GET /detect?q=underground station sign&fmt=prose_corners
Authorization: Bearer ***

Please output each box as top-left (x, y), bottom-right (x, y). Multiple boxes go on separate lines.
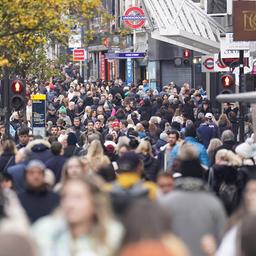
top-left (122, 7), bottom-right (146, 29)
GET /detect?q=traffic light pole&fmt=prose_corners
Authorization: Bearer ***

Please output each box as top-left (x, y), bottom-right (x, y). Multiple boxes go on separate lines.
top-left (239, 50), bottom-right (245, 142)
top-left (3, 67), bottom-right (10, 136)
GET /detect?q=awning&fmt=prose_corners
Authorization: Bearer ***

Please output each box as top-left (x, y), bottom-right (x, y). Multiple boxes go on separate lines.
top-left (141, 0), bottom-right (225, 54)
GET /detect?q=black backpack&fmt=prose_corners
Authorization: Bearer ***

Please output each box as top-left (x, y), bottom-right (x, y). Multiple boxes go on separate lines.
top-left (218, 181), bottom-right (239, 215)
top-left (110, 181), bottom-right (149, 217)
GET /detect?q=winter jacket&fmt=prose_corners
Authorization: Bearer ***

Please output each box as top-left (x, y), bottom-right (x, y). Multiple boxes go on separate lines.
top-left (0, 152), bottom-right (16, 173)
top-left (27, 139), bottom-right (53, 162)
top-left (138, 153), bottom-right (159, 182)
top-left (45, 156), bottom-right (67, 184)
top-left (18, 188), bottom-right (59, 223)
top-left (169, 136), bottom-right (209, 167)
top-left (197, 123), bottom-right (218, 148)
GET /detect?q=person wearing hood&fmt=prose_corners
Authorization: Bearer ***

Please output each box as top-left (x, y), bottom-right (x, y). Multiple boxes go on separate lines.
top-left (27, 139), bottom-right (53, 162)
top-left (18, 160), bottom-right (60, 223)
top-left (159, 144), bottom-right (226, 256)
top-left (136, 140), bottom-right (159, 182)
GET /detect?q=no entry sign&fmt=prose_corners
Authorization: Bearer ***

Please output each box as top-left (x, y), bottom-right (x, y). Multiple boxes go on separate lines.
top-left (73, 49), bottom-right (86, 61)
top-left (122, 7), bottom-right (146, 29)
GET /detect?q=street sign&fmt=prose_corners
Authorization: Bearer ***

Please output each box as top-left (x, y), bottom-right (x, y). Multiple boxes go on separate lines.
top-left (122, 7), bottom-right (146, 29)
top-left (126, 58), bottom-right (133, 85)
top-left (201, 56), bottom-right (214, 72)
top-left (31, 94), bottom-right (46, 138)
top-left (220, 33), bottom-right (250, 58)
top-left (99, 52), bottom-right (105, 81)
top-left (68, 34), bottom-right (82, 48)
top-left (73, 49), bottom-right (86, 61)
top-left (105, 52), bottom-right (145, 59)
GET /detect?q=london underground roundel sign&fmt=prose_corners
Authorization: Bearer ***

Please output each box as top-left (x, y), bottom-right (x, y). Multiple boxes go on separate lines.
top-left (122, 7), bottom-right (146, 29)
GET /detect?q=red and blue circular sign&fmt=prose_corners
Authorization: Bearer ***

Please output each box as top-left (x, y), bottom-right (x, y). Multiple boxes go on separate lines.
top-left (203, 57), bottom-right (214, 70)
top-left (122, 7), bottom-right (146, 29)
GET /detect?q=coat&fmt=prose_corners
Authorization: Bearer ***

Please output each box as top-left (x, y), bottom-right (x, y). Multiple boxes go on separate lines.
top-left (27, 139), bottom-right (53, 162)
top-left (18, 188), bottom-right (59, 223)
top-left (0, 152), bottom-right (16, 173)
top-left (139, 154), bottom-right (160, 182)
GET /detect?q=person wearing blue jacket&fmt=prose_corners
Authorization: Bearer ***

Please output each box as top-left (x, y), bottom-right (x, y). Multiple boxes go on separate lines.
top-left (168, 124), bottom-right (209, 168)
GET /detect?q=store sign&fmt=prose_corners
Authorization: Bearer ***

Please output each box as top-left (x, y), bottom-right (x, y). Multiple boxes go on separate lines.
top-left (233, 1), bottom-right (256, 41)
top-left (106, 52), bottom-right (145, 59)
top-left (100, 52), bottom-right (106, 81)
top-left (73, 49), bottom-right (86, 61)
top-left (126, 58), bottom-right (133, 85)
top-left (31, 94), bottom-right (46, 137)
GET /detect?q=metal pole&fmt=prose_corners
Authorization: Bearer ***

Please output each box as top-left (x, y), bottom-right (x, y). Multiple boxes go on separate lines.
top-left (239, 49), bottom-right (245, 142)
top-left (3, 67), bottom-right (10, 136)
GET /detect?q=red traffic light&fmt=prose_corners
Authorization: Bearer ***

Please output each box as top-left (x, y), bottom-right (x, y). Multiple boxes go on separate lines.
top-left (183, 49), bottom-right (190, 59)
top-left (221, 75), bottom-right (235, 87)
top-left (11, 80), bottom-right (24, 94)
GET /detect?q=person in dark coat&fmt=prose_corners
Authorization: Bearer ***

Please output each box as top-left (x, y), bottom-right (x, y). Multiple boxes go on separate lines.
top-left (139, 98), bottom-right (153, 121)
top-left (182, 96), bottom-right (195, 122)
top-left (109, 83), bottom-right (124, 98)
top-left (45, 142), bottom-right (66, 184)
top-left (16, 126), bottom-right (30, 150)
top-left (27, 139), bottom-right (53, 162)
top-left (64, 132), bottom-right (81, 157)
top-left (0, 139), bottom-right (16, 173)
top-left (18, 160), bottom-right (60, 223)
top-left (136, 140), bottom-right (159, 182)
top-left (46, 105), bottom-right (58, 125)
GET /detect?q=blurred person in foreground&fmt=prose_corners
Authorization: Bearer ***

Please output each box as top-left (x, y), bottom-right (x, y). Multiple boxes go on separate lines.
top-left (18, 160), bottom-right (59, 223)
top-left (105, 151), bottom-right (157, 217)
top-left (159, 144), bottom-right (226, 256)
top-left (120, 199), bottom-right (189, 256)
top-left (33, 177), bottom-right (123, 256)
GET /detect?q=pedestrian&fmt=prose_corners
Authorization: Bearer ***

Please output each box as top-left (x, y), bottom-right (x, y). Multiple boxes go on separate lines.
top-left (0, 139), bottom-right (17, 173)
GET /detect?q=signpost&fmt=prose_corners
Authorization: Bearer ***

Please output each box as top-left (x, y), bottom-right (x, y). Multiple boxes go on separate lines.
top-left (122, 7), bottom-right (146, 29)
top-left (31, 94), bottom-right (46, 138)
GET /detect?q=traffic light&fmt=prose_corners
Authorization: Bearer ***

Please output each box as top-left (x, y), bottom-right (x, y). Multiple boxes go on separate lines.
top-left (219, 73), bottom-right (235, 94)
top-left (10, 80), bottom-right (25, 111)
top-left (183, 50), bottom-right (191, 66)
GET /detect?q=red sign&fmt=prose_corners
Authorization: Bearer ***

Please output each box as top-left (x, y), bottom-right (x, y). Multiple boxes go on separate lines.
top-left (100, 52), bottom-right (105, 81)
top-left (203, 58), bottom-right (214, 70)
top-left (73, 49), bottom-right (85, 61)
top-left (122, 7), bottom-right (146, 29)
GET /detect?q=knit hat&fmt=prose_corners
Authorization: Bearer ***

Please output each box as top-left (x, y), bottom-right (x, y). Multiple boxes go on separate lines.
top-left (235, 138), bottom-right (255, 159)
top-left (59, 106), bottom-right (67, 114)
top-left (49, 83), bottom-right (55, 91)
top-left (26, 160), bottom-right (45, 171)
top-left (112, 120), bottom-right (120, 129)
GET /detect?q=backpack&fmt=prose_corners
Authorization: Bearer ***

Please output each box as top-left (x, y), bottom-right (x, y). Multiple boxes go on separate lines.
top-left (110, 181), bottom-right (149, 217)
top-left (218, 181), bottom-right (239, 215)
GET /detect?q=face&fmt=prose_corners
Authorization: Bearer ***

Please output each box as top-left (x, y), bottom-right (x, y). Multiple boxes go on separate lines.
top-left (108, 94), bottom-right (113, 101)
top-left (73, 119), bottom-right (80, 127)
top-left (87, 122), bottom-right (94, 131)
top-left (157, 176), bottom-right (174, 194)
top-left (66, 159), bottom-right (83, 178)
top-left (51, 127), bottom-right (59, 136)
top-left (62, 181), bottom-right (95, 225)
top-left (94, 121), bottom-right (101, 130)
top-left (119, 146), bottom-right (128, 156)
top-left (168, 134), bottom-right (177, 146)
top-left (19, 134), bottom-right (29, 145)
top-left (245, 181), bottom-right (256, 213)
top-left (26, 168), bottom-right (45, 189)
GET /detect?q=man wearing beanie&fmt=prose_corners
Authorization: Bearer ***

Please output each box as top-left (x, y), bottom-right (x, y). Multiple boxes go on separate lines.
top-left (58, 106), bottom-right (72, 127)
top-left (18, 160), bottom-right (59, 223)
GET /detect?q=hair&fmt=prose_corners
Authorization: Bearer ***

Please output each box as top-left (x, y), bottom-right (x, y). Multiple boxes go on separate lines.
top-left (166, 130), bottom-right (180, 140)
top-left (221, 129), bottom-right (235, 142)
top-left (18, 127), bottom-right (30, 136)
top-left (61, 177), bottom-right (114, 252)
top-left (51, 141), bottom-right (63, 155)
top-left (122, 199), bottom-right (171, 245)
top-left (215, 149), bottom-right (242, 166)
top-left (218, 113), bottom-right (232, 128)
top-left (1, 139), bottom-right (17, 155)
top-left (184, 124), bottom-right (197, 138)
top-left (60, 157), bottom-right (85, 184)
top-left (86, 140), bottom-right (110, 172)
top-left (207, 138), bottom-right (222, 155)
top-left (157, 171), bottom-right (173, 181)
top-left (136, 140), bottom-right (153, 157)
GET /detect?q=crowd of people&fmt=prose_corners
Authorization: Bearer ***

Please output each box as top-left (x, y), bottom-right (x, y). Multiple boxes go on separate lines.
top-left (0, 64), bottom-right (256, 256)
